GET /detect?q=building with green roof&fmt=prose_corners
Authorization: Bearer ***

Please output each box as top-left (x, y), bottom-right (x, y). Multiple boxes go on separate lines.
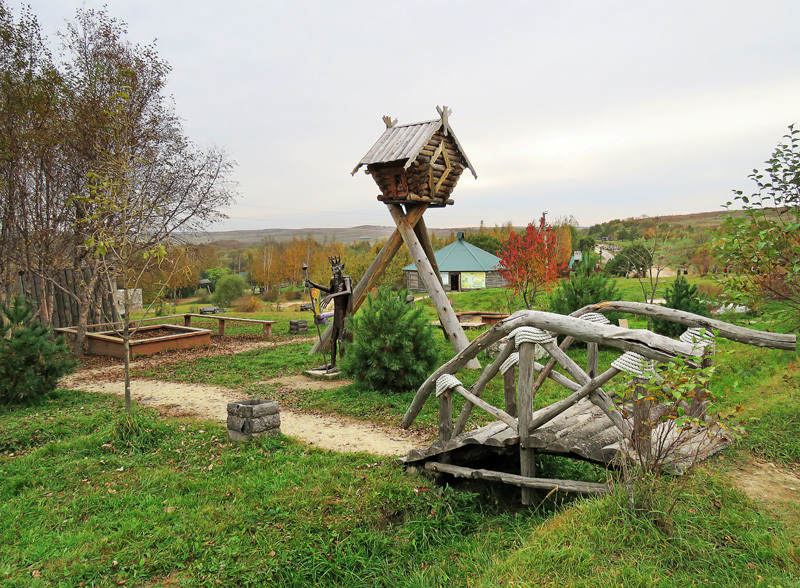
top-left (403, 232), bottom-right (506, 293)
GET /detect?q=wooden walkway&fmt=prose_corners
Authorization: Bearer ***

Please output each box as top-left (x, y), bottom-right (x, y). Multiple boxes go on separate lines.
top-left (400, 303), bottom-right (795, 502)
top-left (404, 397), bottom-right (731, 474)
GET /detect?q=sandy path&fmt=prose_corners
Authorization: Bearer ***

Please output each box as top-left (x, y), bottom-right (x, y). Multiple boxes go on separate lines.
top-left (59, 342), bottom-right (427, 457)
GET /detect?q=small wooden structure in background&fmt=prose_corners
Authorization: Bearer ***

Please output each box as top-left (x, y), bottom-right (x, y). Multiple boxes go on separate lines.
top-left (312, 107), bottom-right (481, 367)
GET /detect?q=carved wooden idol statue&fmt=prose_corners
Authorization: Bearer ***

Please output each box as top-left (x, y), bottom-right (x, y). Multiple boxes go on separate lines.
top-left (305, 256), bottom-right (352, 369)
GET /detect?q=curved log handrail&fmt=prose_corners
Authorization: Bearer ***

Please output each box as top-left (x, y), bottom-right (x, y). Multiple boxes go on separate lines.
top-left (402, 304), bottom-right (797, 429)
top-left (576, 301), bottom-right (796, 350)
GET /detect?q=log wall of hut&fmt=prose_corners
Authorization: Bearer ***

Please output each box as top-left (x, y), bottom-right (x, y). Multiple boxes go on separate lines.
top-left (16, 270), bottom-right (119, 329)
top-left (371, 131), bottom-right (466, 208)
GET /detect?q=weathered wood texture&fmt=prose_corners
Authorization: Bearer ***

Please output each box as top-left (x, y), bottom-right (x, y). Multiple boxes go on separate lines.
top-left (578, 301), bottom-right (796, 350)
top-left (424, 461), bottom-right (609, 495)
top-left (403, 309), bottom-right (705, 429)
top-left (388, 203), bottom-right (480, 369)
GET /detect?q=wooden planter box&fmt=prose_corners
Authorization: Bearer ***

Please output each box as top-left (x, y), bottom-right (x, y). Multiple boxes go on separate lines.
top-left (455, 312), bottom-right (510, 327)
top-left (86, 324), bottom-right (212, 359)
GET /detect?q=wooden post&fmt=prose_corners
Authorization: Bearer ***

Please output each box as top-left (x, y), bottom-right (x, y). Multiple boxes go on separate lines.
top-left (632, 377), bottom-right (652, 464)
top-left (504, 368), bottom-right (517, 417)
top-left (263, 323), bottom-right (272, 338)
top-left (587, 342), bottom-right (599, 379)
top-left (688, 347), bottom-right (713, 421)
top-left (310, 204), bottom-right (428, 355)
top-left (218, 318), bottom-right (226, 337)
top-left (518, 341), bottom-right (537, 505)
top-left (414, 215), bottom-right (442, 283)
top-left (439, 389), bottom-right (453, 443)
top-left (387, 203), bottom-right (480, 369)
top-left (184, 315), bottom-right (192, 327)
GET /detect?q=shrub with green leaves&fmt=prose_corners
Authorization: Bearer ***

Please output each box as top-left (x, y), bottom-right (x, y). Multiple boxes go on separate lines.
top-left (651, 274), bottom-right (709, 337)
top-left (0, 296), bottom-right (76, 404)
top-left (211, 274), bottom-right (246, 307)
top-left (340, 287), bottom-right (439, 394)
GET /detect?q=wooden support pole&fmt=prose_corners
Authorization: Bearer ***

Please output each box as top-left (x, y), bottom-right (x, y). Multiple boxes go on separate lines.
top-left (587, 342), bottom-right (599, 378)
top-left (632, 377), bottom-right (652, 463)
top-left (387, 203), bottom-right (480, 369)
top-left (184, 315), bottom-right (192, 327)
top-left (414, 215), bottom-right (442, 283)
top-left (518, 341), bottom-right (537, 505)
top-left (439, 389), bottom-right (454, 443)
top-left (218, 318), bottom-right (225, 337)
top-left (311, 204), bottom-right (428, 355)
top-left (504, 368), bottom-right (517, 418)
top-left (688, 351), bottom-right (713, 421)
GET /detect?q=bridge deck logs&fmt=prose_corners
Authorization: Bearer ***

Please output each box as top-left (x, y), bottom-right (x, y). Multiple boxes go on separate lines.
top-left (402, 398), bottom-right (732, 478)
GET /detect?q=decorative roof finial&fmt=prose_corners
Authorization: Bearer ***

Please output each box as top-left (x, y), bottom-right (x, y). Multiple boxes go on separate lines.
top-left (382, 115), bottom-right (397, 129)
top-left (436, 105), bottom-right (452, 131)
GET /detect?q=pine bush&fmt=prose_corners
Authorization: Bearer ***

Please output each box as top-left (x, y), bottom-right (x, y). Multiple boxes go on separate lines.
top-left (652, 274), bottom-right (710, 337)
top-left (340, 287), bottom-right (439, 394)
top-left (549, 254), bottom-right (622, 321)
top-left (0, 296), bottom-right (76, 405)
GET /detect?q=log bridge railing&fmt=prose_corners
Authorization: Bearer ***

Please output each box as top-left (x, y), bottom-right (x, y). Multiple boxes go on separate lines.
top-left (403, 302), bottom-right (796, 504)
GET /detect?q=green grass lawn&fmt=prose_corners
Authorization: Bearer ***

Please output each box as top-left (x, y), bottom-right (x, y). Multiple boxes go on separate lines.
top-left (1, 391), bottom-right (797, 587)
top-left (2, 283), bottom-right (799, 586)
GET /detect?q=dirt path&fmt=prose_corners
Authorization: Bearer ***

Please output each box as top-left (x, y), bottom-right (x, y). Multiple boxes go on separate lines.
top-left (60, 338), bottom-right (427, 457)
top-left (728, 458), bottom-right (800, 526)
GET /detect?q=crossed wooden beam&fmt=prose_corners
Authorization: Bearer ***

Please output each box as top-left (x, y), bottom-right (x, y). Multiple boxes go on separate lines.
top-left (312, 203), bottom-right (480, 369)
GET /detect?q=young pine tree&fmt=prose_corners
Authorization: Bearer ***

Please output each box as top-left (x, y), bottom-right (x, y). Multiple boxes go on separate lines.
top-left (340, 287), bottom-right (439, 394)
top-left (548, 253), bottom-right (622, 321)
top-left (652, 274), bottom-right (709, 337)
top-left (0, 296), bottom-right (76, 404)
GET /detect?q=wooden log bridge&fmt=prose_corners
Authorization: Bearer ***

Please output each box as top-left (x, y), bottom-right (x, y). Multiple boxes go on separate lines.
top-left (401, 304), bottom-right (796, 504)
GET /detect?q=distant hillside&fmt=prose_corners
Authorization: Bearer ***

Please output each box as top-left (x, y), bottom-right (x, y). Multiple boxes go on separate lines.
top-left (587, 210), bottom-right (730, 236)
top-left (180, 210), bottom-right (732, 247)
top-left (179, 224), bottom-right (479, 246)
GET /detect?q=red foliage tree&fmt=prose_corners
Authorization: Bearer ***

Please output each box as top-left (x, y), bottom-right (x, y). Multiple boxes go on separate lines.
top-left (498, 215), bottom-right (565, 309)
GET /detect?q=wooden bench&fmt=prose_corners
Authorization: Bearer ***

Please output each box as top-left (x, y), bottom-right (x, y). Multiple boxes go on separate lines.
top-left (184, 314), bottom-right (277, 337)
top-left (198, 306), bottom-right (226, 315)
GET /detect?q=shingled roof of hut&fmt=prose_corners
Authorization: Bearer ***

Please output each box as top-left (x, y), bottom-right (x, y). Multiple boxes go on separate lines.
top-left (351, 109), bottom-right (477, 179)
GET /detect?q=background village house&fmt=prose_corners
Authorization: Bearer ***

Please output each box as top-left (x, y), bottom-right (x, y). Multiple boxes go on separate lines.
top-left (403, 232), bottom-right (505, 293)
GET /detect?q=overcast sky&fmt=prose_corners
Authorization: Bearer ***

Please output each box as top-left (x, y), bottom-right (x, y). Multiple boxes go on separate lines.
top-left (30, 0), bottom-right (800, 231)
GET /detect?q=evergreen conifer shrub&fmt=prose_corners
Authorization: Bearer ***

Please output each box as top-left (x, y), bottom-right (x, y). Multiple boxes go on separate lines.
top-left (0, 296), bottom-right (76, 404)
top-left (652, 274), bottom-right (710, 337)
top-left (340, 287), bottom-right (439, 394)
top-left (548, 254), bottom-right (622, 322)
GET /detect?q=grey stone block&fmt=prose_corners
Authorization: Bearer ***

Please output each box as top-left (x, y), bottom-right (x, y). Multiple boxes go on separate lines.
top-left (227, 399), bottom-right (279, 418)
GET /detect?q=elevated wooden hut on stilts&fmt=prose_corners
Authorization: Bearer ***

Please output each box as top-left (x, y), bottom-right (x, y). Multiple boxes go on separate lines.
top-left (311, 106), bottom-right (481, 367)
